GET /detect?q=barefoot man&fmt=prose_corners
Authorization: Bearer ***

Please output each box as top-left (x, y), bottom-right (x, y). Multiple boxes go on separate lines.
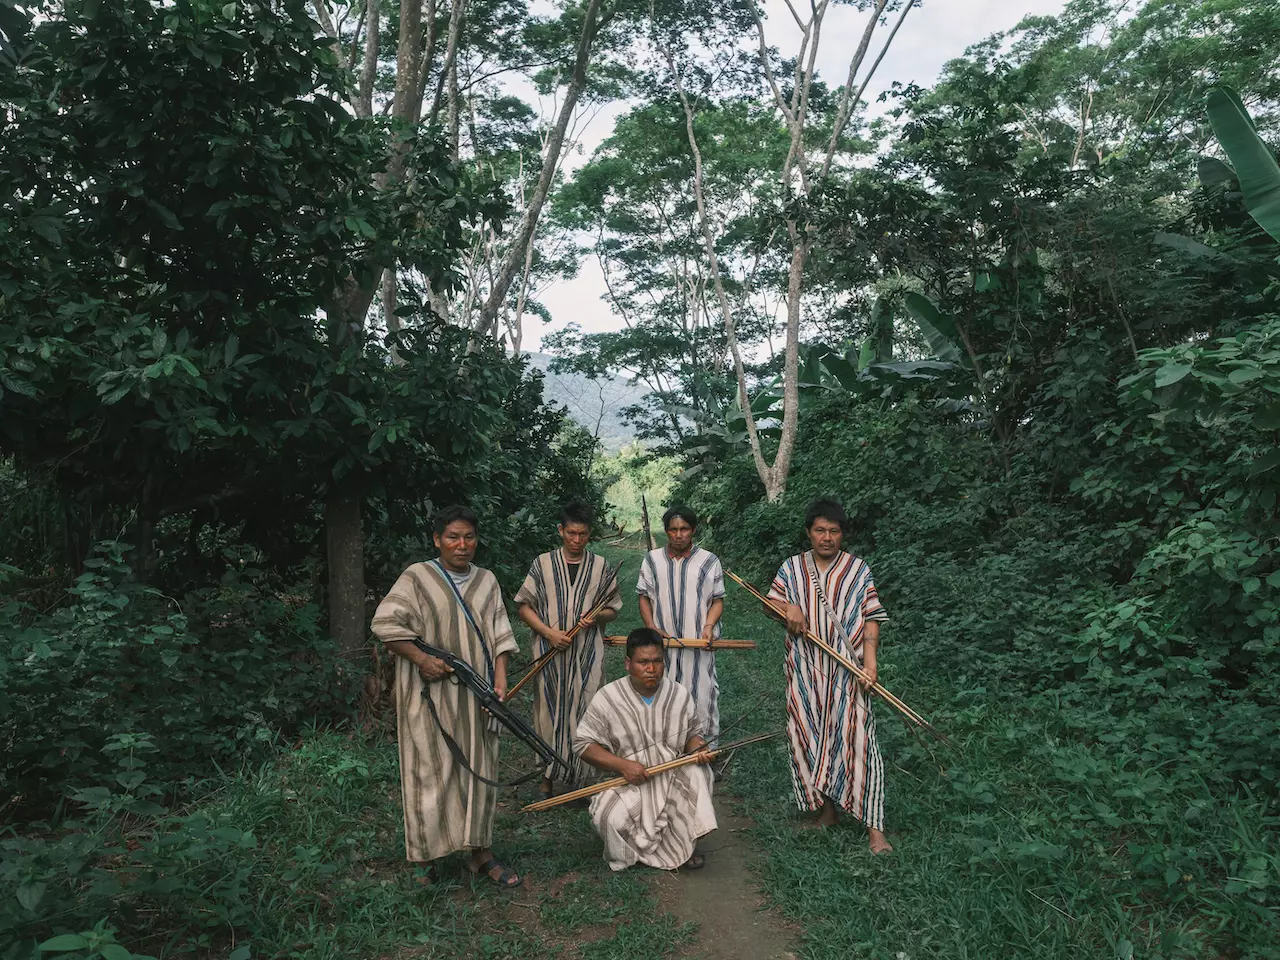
top-left (768, 498), bottom-right (894, 854)
top-left (574, 628), bottom-right (717, 871)
top-left (514, 499), bottom-right (622, 800)
top-left (371, 505), bottom-right (524, 888)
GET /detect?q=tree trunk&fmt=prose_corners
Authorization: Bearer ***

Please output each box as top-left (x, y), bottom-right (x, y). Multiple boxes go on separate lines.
top-left (474, 0), bottom-right (611, 340)
top-left (325, 494), bottom-right (367, 662)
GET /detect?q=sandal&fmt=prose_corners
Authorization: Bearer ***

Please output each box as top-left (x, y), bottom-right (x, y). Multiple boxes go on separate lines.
top-left (471, 856), bottom-right (522, 888)
top-left (681, 851), bottom-right (706, 870)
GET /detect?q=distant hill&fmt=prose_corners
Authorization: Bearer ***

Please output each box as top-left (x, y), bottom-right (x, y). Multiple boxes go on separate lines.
top-left (524, 352), bottom-right (648, 452)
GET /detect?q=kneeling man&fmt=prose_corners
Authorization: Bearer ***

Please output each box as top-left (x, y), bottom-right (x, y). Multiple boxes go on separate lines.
top-left (573, 628), bottom-right (717, 871)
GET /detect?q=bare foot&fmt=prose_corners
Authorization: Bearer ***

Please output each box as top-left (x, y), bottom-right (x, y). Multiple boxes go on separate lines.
top-left (868, 828), bottom-right (893, 855)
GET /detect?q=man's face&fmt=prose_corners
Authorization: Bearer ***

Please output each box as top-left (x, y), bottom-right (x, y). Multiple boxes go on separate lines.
top-left (808, 517), bottom-right (843, 558)
top-left (665, 517), bottom-right (694, 554)
top-left (559, 521), bottom-right (591, 557)
top-left (434, 520), bottom-right (477, 571)
top-left (625, 644), bottom-right (665, 693)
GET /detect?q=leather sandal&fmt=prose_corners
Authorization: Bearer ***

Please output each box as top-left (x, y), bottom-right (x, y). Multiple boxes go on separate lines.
top-left (471, 856), bottom-right (522, 888)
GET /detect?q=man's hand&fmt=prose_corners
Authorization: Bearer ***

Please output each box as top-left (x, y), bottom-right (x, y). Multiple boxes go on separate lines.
top-left (577, 611), bottom-right (597, 631)
top-left (417, 655), bottom-right (453, 683)
top-left (693, 749), bottom-right (715, 765)
top-left (494, 678), bottom-right (508, 702)
top-left (785, 603), bottom-right (808, 636)
top-left (619, 759), bottom-right (649, 785)
top-left (545, 628), bottom-right (573, 650)
top-left (859, 661), bottom-right (878, 691)
top-left (700, 622), bottom-right (716, 648)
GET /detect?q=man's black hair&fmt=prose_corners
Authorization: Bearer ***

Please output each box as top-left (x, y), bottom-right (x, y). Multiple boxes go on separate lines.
top-left (625, 627), bottom-right (665, 658)
top-left (560, 499), bottom-right (595, 528)
top-left (433, 504), bottom-right (479, 535)
top-left (804, 497), bottom-right (848, 532)
top-left (662, 504), bottom-right (698, 531)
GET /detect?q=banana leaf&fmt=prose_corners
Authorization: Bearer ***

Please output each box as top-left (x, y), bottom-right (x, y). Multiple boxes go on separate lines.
top-left (1206, 87), bottom-right (1280, 243)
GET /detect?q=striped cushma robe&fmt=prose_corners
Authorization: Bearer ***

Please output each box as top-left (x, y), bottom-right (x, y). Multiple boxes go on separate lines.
top-left (371, 561), bottom-right (519, 862)
top-left (769, 551), bottom-right (889, 830)
top-left (573, 677), bottom-right (717, 871)
top-left (513, 549), bottom-right (622, 784)
top-left (636, 546), bottom-right (725, 743)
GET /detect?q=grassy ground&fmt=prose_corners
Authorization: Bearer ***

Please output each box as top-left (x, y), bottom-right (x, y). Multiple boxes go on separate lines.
top-left (68, 538), bottom-right (1273, 958)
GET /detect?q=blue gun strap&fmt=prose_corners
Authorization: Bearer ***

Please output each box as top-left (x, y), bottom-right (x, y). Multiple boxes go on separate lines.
top-left (431, 559), bottom-right (496, 684)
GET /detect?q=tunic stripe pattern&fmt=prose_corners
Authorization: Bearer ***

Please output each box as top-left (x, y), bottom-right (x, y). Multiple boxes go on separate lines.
top-left (769, 551), bottom-right (889, 829)
top-left (513, 550), bottom-right (622, 783)
top-left (573, 677), bottom-right (716, 871)
top-left (371, 563), bottom-right (519, 862)
top-left (635, 546), bottom-right (725, 743)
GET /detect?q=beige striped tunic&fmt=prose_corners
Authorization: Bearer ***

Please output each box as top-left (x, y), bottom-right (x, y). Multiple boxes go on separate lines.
top-left (573, 677), bottom-right (717, 871)
top-left (371, 561), bottom-right (519, 862)
top-left (514, 550), bottom-right (622, 784)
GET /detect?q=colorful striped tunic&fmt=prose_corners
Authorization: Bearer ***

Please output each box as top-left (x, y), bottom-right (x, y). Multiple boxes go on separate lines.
top-left (769, 551), bottom-right (889, 829)
top-left (513, 549), bottom-right (622, 784)
top-left (371, 561), bottom-right (519, 862)
top-left (573, 677), bottom-right (717, 871)
top-left (636, 546), bottom-right (726, 742)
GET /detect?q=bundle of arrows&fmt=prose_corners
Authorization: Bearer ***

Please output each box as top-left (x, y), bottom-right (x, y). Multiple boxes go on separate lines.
top-left (602, 636), bottom-right (757, 649)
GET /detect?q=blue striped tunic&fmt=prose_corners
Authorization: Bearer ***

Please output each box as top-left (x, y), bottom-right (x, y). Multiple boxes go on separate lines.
top-left (636, 546), bottom-right (725, 742)
top-left (769, 551), bottom-right (889, 829)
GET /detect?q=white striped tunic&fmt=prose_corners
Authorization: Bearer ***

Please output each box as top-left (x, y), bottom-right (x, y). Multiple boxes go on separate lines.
top-left (635, 546), bottom-right (725, 742)
top-left (371, 562), bottom-right (519, 862)
top-left (513, 549), bottom-right (622, 784)
top-left (573, 677), bottom-right (716, 871)
top-left (769, 551), bottom-right (889, 830)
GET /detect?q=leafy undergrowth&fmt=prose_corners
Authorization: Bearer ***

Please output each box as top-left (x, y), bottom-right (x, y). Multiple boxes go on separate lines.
top-left (699, 564), bottom-right (1280, 960)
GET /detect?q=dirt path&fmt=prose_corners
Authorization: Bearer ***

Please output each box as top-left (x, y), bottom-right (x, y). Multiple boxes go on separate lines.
top-left (650, 795), bottom-right (799, 960)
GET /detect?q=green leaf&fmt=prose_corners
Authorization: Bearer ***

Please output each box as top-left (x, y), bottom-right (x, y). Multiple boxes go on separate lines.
top-left (1256, 403), bottom-right (1280, 430)
top-left (37, 934), bottom-right (90, 952)
top-left (1206, 87), bottom-right (1280, 243)
top-left (1267, 570), bottom-right (1280, 588)
top-left (28, 215), bottom-right (62, 246)
top-left (1154, 363), bottom-right (1192, 388)
top-left (100, 945), bottom-right (137, 960)
top-left (1249, 448), bottom-right (1280, 476)
top-left (1243, 577), bottom-right (1261, 595)
top-left (1197, 156), bottom-right (1236, 187)
top-left (857, 336), bottom-right (875, 372)
top-left (221, 2), bottom-right (237, 17)
top-left (224, 334), bottom-right (239, 366)
top-left (17, 881), bottom-right (45, 911)
top-left (902, 292), bottom-right (964, 366)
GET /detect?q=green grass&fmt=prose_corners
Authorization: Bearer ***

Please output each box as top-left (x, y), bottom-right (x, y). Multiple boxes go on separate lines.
top-left (587, 540), bottom-right (1278, 960)
top-left (32, 538), bottom-right (1274, 959)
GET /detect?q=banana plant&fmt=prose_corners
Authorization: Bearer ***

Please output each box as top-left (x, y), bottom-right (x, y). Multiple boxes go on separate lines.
top-left (1206, 87), bottom-right (1280, 244)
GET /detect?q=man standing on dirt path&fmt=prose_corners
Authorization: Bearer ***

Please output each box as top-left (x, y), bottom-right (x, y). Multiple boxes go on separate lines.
top-left (514, 499), bottom-right (622, 801)
top-left (575, 628), bottom-right (717, 871)
top-left (371, 505), bottom-right (525, 888)
top-left (768, 498), bottom-right (894, 855)
top-left (636, 504), bottom-right (726, 746)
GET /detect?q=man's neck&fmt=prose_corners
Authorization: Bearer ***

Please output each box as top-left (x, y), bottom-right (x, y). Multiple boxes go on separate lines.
top-left (561, 547), bottom-right (585, 564)
top-left (812, 550), bottom-right (838, 572)
top-left (440, 558), bottom-right (471, 574)
top-left (665, 545), bottom-right (692, 560)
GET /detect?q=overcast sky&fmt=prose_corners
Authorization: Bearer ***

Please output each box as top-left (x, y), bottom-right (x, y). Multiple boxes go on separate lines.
top-left (526, 0), bottom-right (1070, 353)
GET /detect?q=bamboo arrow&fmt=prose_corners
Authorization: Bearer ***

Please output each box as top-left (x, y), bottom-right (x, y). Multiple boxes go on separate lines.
top-left (506, 562), bottom-right (625, 701)
top-left (726, 570), bottom-right (951, 745)
top-left (523, 731), bottom-right (781, 812)
top-left (602, 636), bottom-right (757, 649)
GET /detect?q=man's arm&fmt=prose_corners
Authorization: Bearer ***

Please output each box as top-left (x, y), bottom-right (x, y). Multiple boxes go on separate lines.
top-left (581, 743), bottom-right (649, 784)
top-left (517, 603), bottom-right (572, 649)
top-left (861, 621), bottom-right (880, 689)
top-left (699, 597), bottom-right (724, 642)
top-left (638, 594), bottom-right (659, 633)
top-left (494, 652), bottom-right (510, 702)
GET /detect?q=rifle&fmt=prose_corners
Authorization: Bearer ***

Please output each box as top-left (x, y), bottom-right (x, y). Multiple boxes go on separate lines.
top-left (641, 493), bottom-right (657, 551)
top-left (410, 638), bottom-right (575, 784)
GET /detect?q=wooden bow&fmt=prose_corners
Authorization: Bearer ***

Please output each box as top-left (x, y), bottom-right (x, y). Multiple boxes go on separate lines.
top-left (602, 636), bottom-right (757, 649)
top-left (522, 731), bottom-right (781, 812)
top-left (726, 570), bottom-right (951, 745)
top-left (506, 561), bottom-right (624, 701)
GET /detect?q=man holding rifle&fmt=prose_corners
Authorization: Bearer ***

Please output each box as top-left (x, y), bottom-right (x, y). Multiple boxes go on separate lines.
top-left (371, 505), bottom-right (524, 888)
top-left (514, 499), bottom-right (622, 800)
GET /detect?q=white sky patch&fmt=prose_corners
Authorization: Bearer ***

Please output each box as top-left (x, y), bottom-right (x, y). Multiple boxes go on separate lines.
top-left (525, 0), bottom-right (1069, 352)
